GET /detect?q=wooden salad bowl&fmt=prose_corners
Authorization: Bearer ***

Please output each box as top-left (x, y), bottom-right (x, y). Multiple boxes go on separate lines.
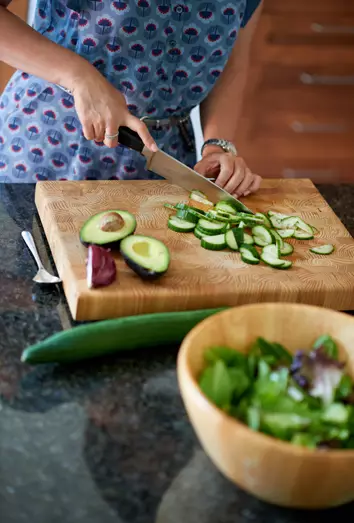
top-left (177, 303), bottom-right (354, 509)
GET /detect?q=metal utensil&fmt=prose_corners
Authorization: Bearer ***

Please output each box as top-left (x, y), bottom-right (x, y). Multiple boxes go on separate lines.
top-left (22, 231), bottom-right (61, 284)
top-left (117, 127), bottom-right (254, 214)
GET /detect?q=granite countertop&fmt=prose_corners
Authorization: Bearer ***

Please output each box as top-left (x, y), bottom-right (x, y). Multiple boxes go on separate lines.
top-left (0, 183), bottom-right (354, 523)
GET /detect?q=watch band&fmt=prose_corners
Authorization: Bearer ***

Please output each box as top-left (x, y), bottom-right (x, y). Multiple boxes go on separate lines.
top-left (201, 138), bottom-right (238, 157)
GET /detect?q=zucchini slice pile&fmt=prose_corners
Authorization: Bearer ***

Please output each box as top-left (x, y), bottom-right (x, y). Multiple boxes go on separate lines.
top-left (165, 191), bottom-right (335, 271)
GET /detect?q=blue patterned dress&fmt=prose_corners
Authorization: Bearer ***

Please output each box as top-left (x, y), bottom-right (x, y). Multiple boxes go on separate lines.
top-left (0, 0), bottom-right (260, 182)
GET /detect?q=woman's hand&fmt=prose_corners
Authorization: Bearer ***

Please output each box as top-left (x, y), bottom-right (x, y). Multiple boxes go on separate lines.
top-left (194, 147), bottom-right (261, 198)
top-left (72, 67), bottom-right (157, 151)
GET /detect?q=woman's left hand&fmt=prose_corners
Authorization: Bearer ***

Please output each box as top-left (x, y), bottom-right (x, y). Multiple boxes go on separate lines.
top-left (194, 149), bottom-right (262, 198)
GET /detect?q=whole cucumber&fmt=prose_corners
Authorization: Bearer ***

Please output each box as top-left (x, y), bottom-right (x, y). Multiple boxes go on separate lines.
top-left (21, 308), bottom-right (226, 364)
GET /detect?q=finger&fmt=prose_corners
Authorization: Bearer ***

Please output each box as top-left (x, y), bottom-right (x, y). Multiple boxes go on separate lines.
top-left (222, 159), bottom-right (246, 194)
top-left (194, 156), bottom-right (219, 178)
top-left (243, 174), bottom-right (262, 196)
top-left (125, 115), bottom-right (158, 152)
top-left (223, 163), bottom-right (246, 195)
top-left (82, 120), bottom-right (95, 141)
top-left (103, 125), bottom-right (119, 148)
top-left (233, 169), bottom-right (253, 197)
top-left (214, 154), bottom-right (235, 188)
top-left (93, 121), bottom-right (105, 143)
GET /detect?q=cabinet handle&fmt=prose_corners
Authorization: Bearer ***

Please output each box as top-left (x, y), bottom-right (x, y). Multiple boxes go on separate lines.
top-left (291, 121), bottom-right (347, 133)
top-left (311, 23), bottom-right (354, 34)
top-left (300, 72), bottom-right (354, 85)
top-left (283, 168), bottom-right (338, 180)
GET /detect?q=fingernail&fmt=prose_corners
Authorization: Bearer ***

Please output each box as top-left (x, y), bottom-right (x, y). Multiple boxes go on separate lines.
top-left (151, 143), bottom-right (158, 152)
top-left (234, 193), bottom-right (239, 198)
top-left (244, 191), bottom-right (250, 196)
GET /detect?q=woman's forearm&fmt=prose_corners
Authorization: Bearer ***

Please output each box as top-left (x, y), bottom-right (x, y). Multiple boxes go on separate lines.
top-left (0, 6), bottom-right (93, 91)
top-left (199, 2), bottom-right (262, 147)
top-left (199, 58), bottom-right (248, 145)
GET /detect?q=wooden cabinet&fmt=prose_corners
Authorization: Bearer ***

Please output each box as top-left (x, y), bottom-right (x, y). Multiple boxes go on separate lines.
top-left (0, 0), bottom-right (28, 93)
top-left (239, 0), bottom-right (354, 182)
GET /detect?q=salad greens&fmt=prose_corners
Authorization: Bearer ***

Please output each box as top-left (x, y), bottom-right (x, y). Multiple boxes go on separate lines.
top-left (199, 336), bottom-right (354, 450)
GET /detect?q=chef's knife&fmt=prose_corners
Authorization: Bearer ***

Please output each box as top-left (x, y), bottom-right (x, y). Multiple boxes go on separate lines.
top-left (118, 126), bottom-right (254, 214)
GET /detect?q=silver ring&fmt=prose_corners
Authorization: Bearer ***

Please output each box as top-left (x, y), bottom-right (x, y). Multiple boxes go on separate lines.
top-left (105, 132), bottom-right (119, 139)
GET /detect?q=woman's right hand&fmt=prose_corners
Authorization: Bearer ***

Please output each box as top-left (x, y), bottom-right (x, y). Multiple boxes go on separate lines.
top-left (71, 67), bottom-right (157, 151)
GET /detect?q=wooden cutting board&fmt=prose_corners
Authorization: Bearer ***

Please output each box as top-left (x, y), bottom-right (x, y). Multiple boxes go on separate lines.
top-left (35, 179), bottom-right (354, 321)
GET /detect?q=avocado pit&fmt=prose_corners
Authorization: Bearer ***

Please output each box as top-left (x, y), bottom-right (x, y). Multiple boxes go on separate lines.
top-left (99, 212), bottom-right (125, 232)
top-left (79, 209), bottom-right (137, 247)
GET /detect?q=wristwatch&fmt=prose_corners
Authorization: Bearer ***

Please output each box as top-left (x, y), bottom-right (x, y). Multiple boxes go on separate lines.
top-left (201, 138), bottom-right (238, 157)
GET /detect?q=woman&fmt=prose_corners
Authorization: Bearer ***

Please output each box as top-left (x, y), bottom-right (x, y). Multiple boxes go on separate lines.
top-left (0, 0), bottom-right (262, 197)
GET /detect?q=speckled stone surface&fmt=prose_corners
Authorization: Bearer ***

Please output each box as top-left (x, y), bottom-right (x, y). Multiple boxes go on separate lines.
top-left (0, 183), bottom-right (354, 523)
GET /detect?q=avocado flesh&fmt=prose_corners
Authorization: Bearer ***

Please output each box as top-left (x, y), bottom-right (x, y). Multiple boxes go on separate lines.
top-left (120, 235), bottom-right (170, 279)
top-left (80, 210), bottom-right (136, 247)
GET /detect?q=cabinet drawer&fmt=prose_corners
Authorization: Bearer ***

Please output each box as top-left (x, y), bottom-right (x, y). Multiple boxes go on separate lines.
top-left (247, 65), bottom-right (354, 116)
top-left (239, 134), bottom-right (354, 163)
top-left (244, 157), bottom-right (354, 184)
top-left (264, 0), bottom-right (354, 15)
top-left (253, 15), bottom-right (354, 66)
top-left (251, 110), bottom-right (354, 140)
top-left (258, 64), bottom-right (354, 89)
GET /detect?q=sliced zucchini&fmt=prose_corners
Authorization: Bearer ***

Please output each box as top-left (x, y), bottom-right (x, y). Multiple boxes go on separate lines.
top-left (277, 228), bottom-right (295, 239)
top-left (190, 190), bottom-right (208, 202)
top-left (225, 228), bottom-right (244, 251)
top-left (269, 215), bottom-right (284, 229)
top-left (243, 233), bottom-right (255, 245)
top-left (262, 244), bottom-right (279, 258)
top-left (205, 210), bottom-right (237, 223)
top-left (240, 245), bottom-right (260, 265)
top-left (225, 230), bottom-right (238, 251)
top-left (270, 229), bottom-right (284, 250)
top-left (164, 203), bottom-right (176, 211)
top-left (175, 203), bottom-right (206, 215)
top-left (194, 227), bottom-right (206, 240)
top-left (281, 216), bottom-right (300, 229)
top-left (293, 230), bottom-right (314, 240)
top-left (254, 236), bottom-right (269, 247)
top-left (216, 210), bottom-right (232, 218)
top-left (261, 254), bottom-right (288, 269)
top-left (252, 225), bottom-right (273, 246)
top-left (175, 209), bottom-right (200, 224)
top-left (268, 211), bottom-right (289, 220)
top-left (197, 218), bottom-right (227, 235)
top-left (310, 244), bottom-right (335, 255)
top-left (278, 260), bottom-right (292, 270)
top-left (241, 217), bottom-right (264, 227)
top-left (255, 212), bottom-right (271, 228)
top-left (280, 242), bottom-right (294, 256)
top-left (215, 200), bottom-right (237, 215)
top-left (201, 234), bottom-right (227, 251)
top-left (168, 216), bottom-right (196, 233)
top-left (296, 218), bottom-right (314, 236)
top-left (261, 247), bottom-right (293, 270)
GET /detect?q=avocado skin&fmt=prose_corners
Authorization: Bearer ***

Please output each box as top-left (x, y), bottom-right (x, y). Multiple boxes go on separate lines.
top-left (120, 250), bottom-right (168, 280)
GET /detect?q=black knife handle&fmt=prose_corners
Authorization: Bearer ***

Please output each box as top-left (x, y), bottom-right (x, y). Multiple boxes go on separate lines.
top-left (118, 126), bottom-right (144, 153)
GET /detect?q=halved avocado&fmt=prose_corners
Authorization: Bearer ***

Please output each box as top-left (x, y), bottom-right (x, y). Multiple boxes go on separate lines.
top-left (80, 210), bottom-right (136, 248)
top-left (120, 235), bottom-right (170, 280)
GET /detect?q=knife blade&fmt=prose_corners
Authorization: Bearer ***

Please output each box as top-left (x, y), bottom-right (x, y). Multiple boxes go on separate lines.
top-left (118, 126), bottom-right (254, 214)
